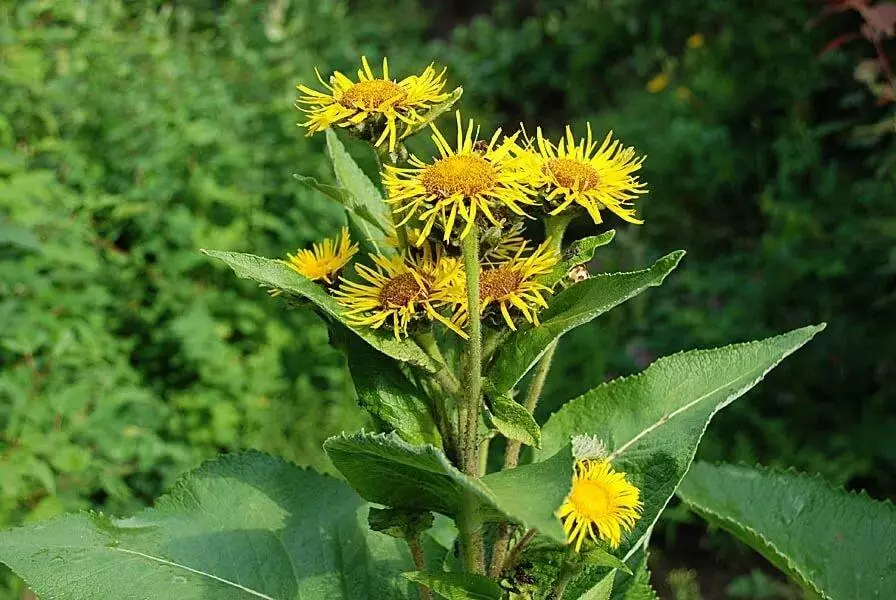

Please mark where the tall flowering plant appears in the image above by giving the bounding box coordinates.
[2,58,892,600]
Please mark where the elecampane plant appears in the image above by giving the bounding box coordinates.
[1,57,893,600]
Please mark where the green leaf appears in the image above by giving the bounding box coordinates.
[581,549,632,574]
[400,87,464,140]
[480,444,574,542]
[403,571,501,600]
[0,452,415,599]
[202,250,437,372]
[343,331,442,447]
[324,432,573,542]
[326,129,392,252]
[487,394,541,448]
[580,571,615,600]
[538,324,825,560]
[488,251,684,395]
[677,462,896,599]
[541,231,616,287]
[369,507,435,540]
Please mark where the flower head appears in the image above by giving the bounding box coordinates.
[296,57,450,152]
[285,226,358,284]
[558,459,643,552]
[448,239,558,330]
[383,112,537,245]
[332,249,464,340]
[521,124,647,225]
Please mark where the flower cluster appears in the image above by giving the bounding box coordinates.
[286,57,648,554]
[289,58,649,345]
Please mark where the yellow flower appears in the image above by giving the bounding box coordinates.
[646,73,669,93]
[687,33,705,49]
[332,250,464,340]
[521,124,647,225]
[296,56,450,152]
[284,226,358,284]
[383,111,537,245]
[481,222,527,265]
[558,459,643,552]
[448,239,558,330]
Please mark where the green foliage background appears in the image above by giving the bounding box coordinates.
[1,0,893,597]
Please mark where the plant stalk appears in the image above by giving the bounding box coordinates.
[460,227,483,476]
[407,536,432,600]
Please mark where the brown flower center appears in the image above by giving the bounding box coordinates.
[340,80,407,110]
[379,273,423,307]
[545,158,600,192]
[480,267,521,300]
[421,154,498,197]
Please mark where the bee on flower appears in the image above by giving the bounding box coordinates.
[519,124,648,225]
[383,111,538,246]
[296,56,451,152]
[332,250,464,340]
[447,239,559,331]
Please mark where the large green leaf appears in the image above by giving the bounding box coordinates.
[324,432,572,542]
[403,571,502,600]
[343,332,442,448]
[487,251,684,395]
[324,129,392,253]
[538,325,825,560]
[203,250,437,372]
[677,462,896,599]
[0,452,415,600]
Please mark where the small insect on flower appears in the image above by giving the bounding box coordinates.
[520,124,647,226]
[383,111,537,246]
[449,239,558,330]
[558,459,643,552]
[332,250,465,340]
[296,56,450,152]
[284,226,358,284]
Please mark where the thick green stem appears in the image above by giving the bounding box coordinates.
[457,494,486,574]
[548,549,580,600]
[460,227,483,476]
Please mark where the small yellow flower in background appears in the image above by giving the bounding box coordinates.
[687,33,705,49]
[332,251,464,340]
[558,459,643,552]
[646,73,669,94]
[448,239,558,330]
[521,124,647,226]
[296,56,450,152]
[383,111,537,245]
[285,226,358,284]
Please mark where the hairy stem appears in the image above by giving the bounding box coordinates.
[457,494,486,574]
[407,536,431,600]
[548,549,580,600]
[460,227,483,476]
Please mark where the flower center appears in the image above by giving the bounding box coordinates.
[545,158,600,192]
[340,80,407,110]
[569,479,612,521]
[379,273,423,307]
[421,155,498,197]
[480,267,521,300]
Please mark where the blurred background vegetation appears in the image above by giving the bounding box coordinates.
[1,0,893,597]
